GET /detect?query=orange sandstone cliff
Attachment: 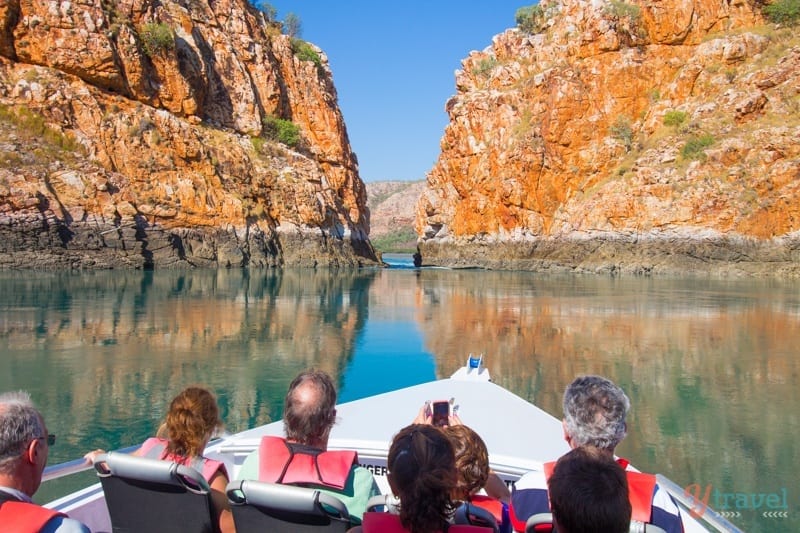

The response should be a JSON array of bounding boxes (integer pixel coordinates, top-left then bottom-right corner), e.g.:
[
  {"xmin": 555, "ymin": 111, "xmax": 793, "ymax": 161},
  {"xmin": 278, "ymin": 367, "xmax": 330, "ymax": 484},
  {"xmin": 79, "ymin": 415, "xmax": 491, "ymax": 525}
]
[
  {"xmin": 417, "ymin": 0, "xmax": 800, "ymax": 276},
  {"xmin": 0, "ymin": 0, "xmax": 377, "ymax": 268}
]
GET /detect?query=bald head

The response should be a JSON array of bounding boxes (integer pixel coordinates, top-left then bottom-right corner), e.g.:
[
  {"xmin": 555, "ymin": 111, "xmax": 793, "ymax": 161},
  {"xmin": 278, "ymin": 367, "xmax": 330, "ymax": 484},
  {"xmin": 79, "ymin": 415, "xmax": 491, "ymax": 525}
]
[{"xmin": 283, "ymin": 370, "xmax": 337, "ymax": 447}]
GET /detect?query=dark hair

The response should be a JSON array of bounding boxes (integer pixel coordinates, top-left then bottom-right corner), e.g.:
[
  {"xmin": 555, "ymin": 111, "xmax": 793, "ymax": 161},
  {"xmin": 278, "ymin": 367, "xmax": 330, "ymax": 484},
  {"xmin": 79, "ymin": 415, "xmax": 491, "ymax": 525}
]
[
  {"xmin": 388, "ymin": 424, "xmax": 457, "ymax": 533},
  {"xmin": 283, "ymin": 369, "xmax": 337, "ymax": 445},
  {"xmin": 548, "ymin": 447, "xmax": 631, "ymax": 533},
  {"xmin": 443, "ymin": 424, "xmax": 489, "ymax": 500},
  {"xmin": 158, "ymin": 386, "xmax": 223, "ymax": 459}
]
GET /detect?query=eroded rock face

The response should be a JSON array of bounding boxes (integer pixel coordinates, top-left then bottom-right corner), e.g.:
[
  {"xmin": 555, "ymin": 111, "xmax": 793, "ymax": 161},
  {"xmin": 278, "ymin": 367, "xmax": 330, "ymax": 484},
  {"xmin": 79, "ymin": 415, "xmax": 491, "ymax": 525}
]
[
  {"xmin": 0, "ymin": 0, "xmax": 377, "ymax": 268},
  {"xmin": 417, "ymin": 0, "xmax": 800, "ymax": 276}
]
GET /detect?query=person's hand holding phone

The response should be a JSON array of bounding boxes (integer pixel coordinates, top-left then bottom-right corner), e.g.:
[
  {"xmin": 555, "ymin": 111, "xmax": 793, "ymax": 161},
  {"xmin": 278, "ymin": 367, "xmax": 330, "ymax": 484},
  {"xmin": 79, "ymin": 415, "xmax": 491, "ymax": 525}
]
[
  {"xmin": 413, "ymin": 399, "xmax": 461, "ymax": 426},
  {"xmin": 413, "ymin": 401, "xmax": 433, "ymax": 424}
]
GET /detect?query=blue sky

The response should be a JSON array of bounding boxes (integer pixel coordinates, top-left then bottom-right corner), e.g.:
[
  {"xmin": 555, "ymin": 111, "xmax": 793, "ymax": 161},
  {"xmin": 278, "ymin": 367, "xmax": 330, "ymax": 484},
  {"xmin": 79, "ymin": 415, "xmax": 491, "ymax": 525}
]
[{"xmin": 265, "ymin": 1, "xmax": 528, "ymax": 182}]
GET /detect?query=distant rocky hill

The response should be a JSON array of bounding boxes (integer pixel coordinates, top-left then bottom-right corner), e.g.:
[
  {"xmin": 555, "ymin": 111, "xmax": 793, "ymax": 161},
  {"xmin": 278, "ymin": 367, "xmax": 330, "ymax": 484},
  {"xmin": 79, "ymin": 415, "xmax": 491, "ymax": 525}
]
[
  {"xmin": 0, "ymin": 0, "xmax": 377, "ymax": 268},
  {"xmin": 417, "ymin": 0, "xmax": 800, "ymax": 276},
  {"xmin": 366, "ymin": 180, "xmax": 425, "ymax": 253}
]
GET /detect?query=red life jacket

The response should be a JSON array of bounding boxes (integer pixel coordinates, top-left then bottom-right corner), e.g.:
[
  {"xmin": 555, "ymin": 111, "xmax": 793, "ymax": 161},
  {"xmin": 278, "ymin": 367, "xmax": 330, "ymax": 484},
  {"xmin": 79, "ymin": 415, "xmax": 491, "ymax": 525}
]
[
  {"xmin": 139, "ymin": 437, "xmax": 227, "ymax": 482},
  {"xmin": 0, "ymin": 495, "xmax": 66, "ymax": 533},
  {"xmin": 257, "ymin": 436, "xmax": 357, "ymax": 490},
  {"xmin": 543, "ymin": 458, "xmax": 657, "ymax": 523},
  {"xmin": 361, "ymin": 512, "xmax": 495, "ymax": 532},
  {"xmin": 469, "ymin": 494, "xmax": 505, "ymax": 525}
]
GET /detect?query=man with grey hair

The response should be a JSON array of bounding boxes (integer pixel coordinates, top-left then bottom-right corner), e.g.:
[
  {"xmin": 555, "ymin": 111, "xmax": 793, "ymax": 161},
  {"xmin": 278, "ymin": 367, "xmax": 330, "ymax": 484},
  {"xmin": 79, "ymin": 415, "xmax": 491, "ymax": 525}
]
[
  {"xmin": 509, "ymin": 375, "xmax": 684, "ymax": 533},
  {"xmin": 0, "ymin": 391, "xmax": 89, "ymax": 532}
]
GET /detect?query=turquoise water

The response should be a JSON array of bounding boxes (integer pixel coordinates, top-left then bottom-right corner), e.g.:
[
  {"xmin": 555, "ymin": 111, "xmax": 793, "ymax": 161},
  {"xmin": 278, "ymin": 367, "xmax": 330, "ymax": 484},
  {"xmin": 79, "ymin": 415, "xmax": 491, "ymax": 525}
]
[{"xmin": 1, "ymin": 262, "xmax": 797, "ymax": 532}]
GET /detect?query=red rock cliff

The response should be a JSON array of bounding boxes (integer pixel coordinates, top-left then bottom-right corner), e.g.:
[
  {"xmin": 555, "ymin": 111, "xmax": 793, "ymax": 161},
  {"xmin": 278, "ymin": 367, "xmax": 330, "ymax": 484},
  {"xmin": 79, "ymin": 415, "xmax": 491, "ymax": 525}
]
[
  {"xmin": 417, "ymin": 0, "xmax": 800, "ymax": 276},
  {"xmin": 0, "ymin": 0, "xmax": 377, "ymax": 268}
]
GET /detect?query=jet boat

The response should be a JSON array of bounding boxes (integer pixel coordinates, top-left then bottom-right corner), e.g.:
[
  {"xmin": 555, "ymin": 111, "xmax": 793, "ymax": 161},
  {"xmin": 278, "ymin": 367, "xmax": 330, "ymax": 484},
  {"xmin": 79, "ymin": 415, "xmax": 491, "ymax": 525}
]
[{"xmin": 41, "ymin": 356, "xmax": 740, "ymax": 532}]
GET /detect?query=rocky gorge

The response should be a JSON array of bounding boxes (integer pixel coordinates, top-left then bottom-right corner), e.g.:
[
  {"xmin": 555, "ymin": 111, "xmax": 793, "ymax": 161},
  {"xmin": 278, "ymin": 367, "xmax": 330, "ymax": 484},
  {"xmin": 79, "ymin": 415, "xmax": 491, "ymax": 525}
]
[
  {"xmin": 2, "ymin": 0, "xmax": 799, "ymax": 275},
  {"xmin": 416, "ymin": 0, "xmax": 800, "ymax": 276},
  {"xmin": 0, "ymin": 0, "xmax": 377, "ymax": 268}
]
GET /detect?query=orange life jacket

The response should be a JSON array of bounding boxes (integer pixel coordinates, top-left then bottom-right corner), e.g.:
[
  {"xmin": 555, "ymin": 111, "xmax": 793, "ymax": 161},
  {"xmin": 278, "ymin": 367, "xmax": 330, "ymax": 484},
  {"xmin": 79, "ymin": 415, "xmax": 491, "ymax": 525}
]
[
  {"xmin": 257, "ymin": 435, "xmax": 357, "ymax": 490},
  {"xmin": 543, "ymin": 458, "xmax": 657, "ymax": 523},
  {"xmin": 0, "ymin": 494, "xmax": 66, "ymax": 533}
]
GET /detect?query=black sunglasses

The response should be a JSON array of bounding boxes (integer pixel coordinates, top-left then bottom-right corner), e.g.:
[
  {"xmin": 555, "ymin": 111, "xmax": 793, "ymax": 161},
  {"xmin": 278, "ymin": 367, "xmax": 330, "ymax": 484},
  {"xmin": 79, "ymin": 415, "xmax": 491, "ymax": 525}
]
[{"xmin": 38, "ymin": 434, "xmax": 56, "ymax": 446}]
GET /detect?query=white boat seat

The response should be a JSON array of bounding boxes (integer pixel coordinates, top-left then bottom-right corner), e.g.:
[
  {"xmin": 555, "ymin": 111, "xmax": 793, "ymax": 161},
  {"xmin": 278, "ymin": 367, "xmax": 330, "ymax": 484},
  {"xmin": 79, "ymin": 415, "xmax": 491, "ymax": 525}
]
[
  {"xmin": 454, "ymin": 501, "xmax": 500, "ymax": 533},
  {"xmin": 226, "ymin": 479, "xmax": 350, "ymax": 532},
  {"xmin": 93, "ymin": 451, "xmax": 215, "ymax": 533},
  {"xmin": 525, "ymin": 513, "xmax": 669, "ymax": 533}
]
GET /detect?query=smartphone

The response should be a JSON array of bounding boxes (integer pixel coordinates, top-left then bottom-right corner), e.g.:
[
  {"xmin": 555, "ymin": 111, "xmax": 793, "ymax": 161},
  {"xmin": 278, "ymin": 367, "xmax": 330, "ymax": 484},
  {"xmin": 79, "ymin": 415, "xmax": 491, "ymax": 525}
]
[{"xmin": 431, "ymin": 400, "xmax": 450, "ymax": 427}]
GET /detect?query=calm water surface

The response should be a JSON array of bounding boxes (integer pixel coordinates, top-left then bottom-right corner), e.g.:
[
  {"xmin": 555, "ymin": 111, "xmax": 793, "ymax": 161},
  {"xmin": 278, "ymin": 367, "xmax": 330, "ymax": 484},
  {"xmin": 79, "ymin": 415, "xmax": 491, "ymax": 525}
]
[{"xmin": 1, "ymin": 260, "xmax": 797, "ymax": 532}]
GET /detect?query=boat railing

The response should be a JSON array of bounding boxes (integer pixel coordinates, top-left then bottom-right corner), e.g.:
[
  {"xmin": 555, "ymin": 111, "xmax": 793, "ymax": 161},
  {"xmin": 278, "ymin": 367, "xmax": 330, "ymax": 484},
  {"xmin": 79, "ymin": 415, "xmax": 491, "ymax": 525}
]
[
  {"xmin": 656, "ymin": 474, "xmax": 745, "ymax": 533},
  {"xmin": 42, "ymin": 445, "xmax": 140, "ymax": 483}
]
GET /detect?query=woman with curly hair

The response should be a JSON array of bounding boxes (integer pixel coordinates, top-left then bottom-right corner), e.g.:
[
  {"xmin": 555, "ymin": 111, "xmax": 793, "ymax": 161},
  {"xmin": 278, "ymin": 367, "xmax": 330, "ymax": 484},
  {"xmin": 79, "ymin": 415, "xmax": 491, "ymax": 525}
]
[
  {"xmin": 87, "ymin": 386, "xmax": 233, "ymax": 533},
  {"xmin": 444, "ymin": 424, "xmax": 511, "ymax": 533}
]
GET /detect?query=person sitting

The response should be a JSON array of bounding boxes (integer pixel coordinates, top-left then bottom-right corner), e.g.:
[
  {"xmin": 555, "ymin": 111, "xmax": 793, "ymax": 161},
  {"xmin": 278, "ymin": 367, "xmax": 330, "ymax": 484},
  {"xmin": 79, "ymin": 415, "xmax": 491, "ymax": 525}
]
[
  {"xmin": 547, "ymin": 446, "xmax": 631, "ymax": 533},
  {"xmin": 353, "ymin": 423, "xmax": 491, "ymax": 533},
  {"xmin": 86, "ymin": 386, "xmax": 233, "ymax": 533},
  {"xmin": 238, "ymin": 369, "xmax": 380, "ymax": 525},
  {"xmin": 510, "ymin": 375, "xmax": 683, "ymax": 533},
  {"xmin": 443, "ymin": 424, "xmax": 512, "ymax": 533},
  {"xmin": 0, "ymin": 390, "xmax": 90, "ymax": 533}
]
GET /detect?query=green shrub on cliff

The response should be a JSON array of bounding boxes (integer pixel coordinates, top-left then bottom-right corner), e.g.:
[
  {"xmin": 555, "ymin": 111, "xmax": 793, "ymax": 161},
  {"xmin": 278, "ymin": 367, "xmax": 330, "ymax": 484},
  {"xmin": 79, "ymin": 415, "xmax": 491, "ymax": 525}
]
[
  {"xmin": 604, "ymin": 1, "xmax": 646, "ymax": 43},
  {"xmin": 610, "ymin": 116, "xmax": 634, "ymax": 152},
  {"xmin": 473, "ymin": 56, "xmax": 498, "ymax": 77},
  {"xmin": 291, "ymin": 38, "xmax": 322, "ymax": 68},
  {"xmin": 140, "ymin": 22, "xmax": 174, "ymax": 57},
  {"xmin": 605, "ymin": 0, "xmax": 642, "ymax": 22},
  {"xmin": 681, "ymin": 134, "xmax": 715, "ymax": 161},
  {"xmin": 763, "ymin": 0, "xmax": 800, "ymax": 25},
  {"xmin": 262, "ymin": 115, "xmax": 301, "ymax": 147},
  {"xmin": 0, "ymin": 105, "xmax": 82, "ymax": 155},
  {"xmin": 516, "ymin": 5, "xmax": 546, "ymax": 34},
  {"xmin": 664, "ymin": 110, "xmax": 688, "ymax": 128}
]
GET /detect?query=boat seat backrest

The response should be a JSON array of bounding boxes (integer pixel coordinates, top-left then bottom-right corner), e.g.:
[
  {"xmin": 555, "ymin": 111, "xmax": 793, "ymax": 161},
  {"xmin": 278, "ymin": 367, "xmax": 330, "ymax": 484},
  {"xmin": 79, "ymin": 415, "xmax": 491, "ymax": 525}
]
[
  {"xmin": 94, "ymin": 452, "xmax": 215, "ymax": 533},
  {"xmin": 525, "ymin": 513, "xmax": 669, "ymax": 533},
  {"xmin": 226, "ymin": 479, "xmax": 350, "ymax": 533},
  {"xmin": 366, "ymin": 493, "xmax": 402, "ymax": 513},
  {"xmin": 454, "ymin": 501, "xmax": 500, "ymax": 533},
  {"xmin": 631, "ymin": 521, "xmax": 668, "ymax": 533},
  {"xmin": 525, "ymin": 512, "xmax": 554, "ymax": 533}
]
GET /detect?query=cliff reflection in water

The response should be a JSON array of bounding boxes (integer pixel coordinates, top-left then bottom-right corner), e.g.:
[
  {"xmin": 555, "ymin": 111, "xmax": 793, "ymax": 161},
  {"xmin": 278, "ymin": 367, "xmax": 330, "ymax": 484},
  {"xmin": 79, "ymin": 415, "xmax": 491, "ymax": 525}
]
[
  {"xmin": 413, "ymin": 270, "xmax": 798, "ymax": 533},
  {"xmin": 1, "ymin": 268, "xmax": 797, "ymax": 533},
  {"xmin": 0, "ymin": 269, "xmax": 377, "ymax": 452}
]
